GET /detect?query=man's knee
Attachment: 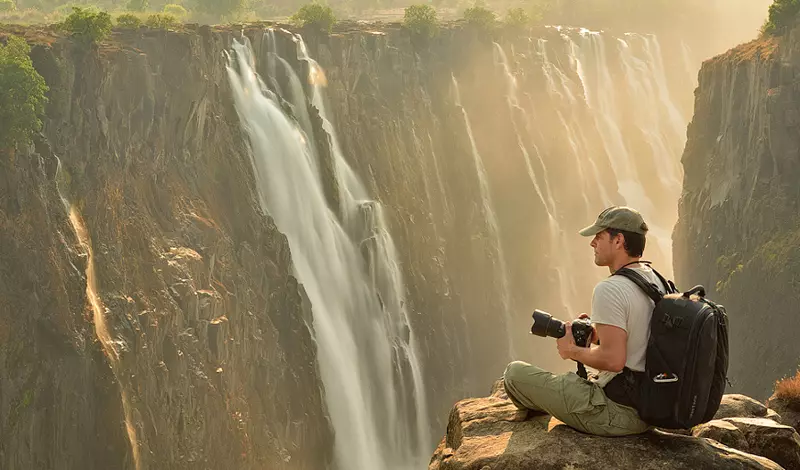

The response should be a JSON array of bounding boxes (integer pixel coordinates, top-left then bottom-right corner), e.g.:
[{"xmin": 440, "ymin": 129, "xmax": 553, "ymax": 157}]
[{"xmin": 503, "ymin": 360, "xmax": 530, "ymax": 385}]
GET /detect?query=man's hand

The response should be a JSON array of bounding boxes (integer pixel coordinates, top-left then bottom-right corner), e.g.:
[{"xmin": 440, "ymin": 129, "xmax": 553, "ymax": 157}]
[
  {"xmin": 557, "ymin": 322, "xmax": 577, "ymax": 360},
  {"xmin": 578, "ymin": 313, "xmax": 599, "ymax": 345}
]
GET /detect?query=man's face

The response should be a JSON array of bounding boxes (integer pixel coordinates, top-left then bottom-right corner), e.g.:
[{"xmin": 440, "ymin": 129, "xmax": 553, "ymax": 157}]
[{"xmin": 590, "ymin": 230, "xmax": 620, "ymax": 266}]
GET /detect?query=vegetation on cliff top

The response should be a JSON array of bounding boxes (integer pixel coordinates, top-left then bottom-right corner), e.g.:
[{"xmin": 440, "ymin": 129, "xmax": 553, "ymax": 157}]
[
  {"xmin": 763, "ymin": 0, "xmax": 800, "ymax": 35},
  {"xmin": 775, "ymin": 370, "xmax": 800, "ymax": 409},
  {"xmin": 61, "ymin": 6, "xmax": 112, "ymax": 42},
  {"xmin": 290, "ymin": 2, "xmax": 336, "ymax": 32},
  {"xmin": 0, "ymin": 34, "xmax": 48, "ymax": 151},
  {"xmin": 403, "ymin": 4, "xmax": 438, "ymax": 38}
]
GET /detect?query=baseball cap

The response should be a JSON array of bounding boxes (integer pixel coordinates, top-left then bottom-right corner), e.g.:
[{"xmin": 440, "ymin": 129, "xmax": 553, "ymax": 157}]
[{"xmin": 579, "ymin": 206, "xmax": 649, "ymax": 236}]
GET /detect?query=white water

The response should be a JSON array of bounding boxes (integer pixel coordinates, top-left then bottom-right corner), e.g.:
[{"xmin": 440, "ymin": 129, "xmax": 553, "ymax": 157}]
[
  {"xmin": 493, "ymin": 42, "xmax": 579, "ymax": 317},
  {"xmin": 561, "ymin": 30, "xmax": 685, "ymax": 271},
  {"xmin": 227, "ymin": 38, "xmax": 429, "ymax": 470},
  {"xmin": 451, "ymin": 74, "xmax": 517, "ymax": 358}
]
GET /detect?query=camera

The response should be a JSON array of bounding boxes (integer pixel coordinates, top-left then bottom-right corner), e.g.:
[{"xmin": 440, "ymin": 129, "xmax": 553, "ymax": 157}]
[{"xmin": 530, "ymin": 309, "xmax": 594, "ymax": 347}]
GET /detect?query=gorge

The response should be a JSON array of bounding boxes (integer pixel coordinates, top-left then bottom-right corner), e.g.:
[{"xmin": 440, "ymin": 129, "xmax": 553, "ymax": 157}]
[{"xmin": 1, "ymin": 3, "xmax": 798, "ymax": 468}]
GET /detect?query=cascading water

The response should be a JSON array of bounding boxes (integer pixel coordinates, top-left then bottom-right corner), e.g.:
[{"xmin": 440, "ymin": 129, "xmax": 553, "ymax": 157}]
[
  {"xmin": 492, "ymin": 42, "xmax": 578, "ymax": 316},
  {"xmin": 55, "ymin": 157, "xmax": 142, "ymax": 470},
  {"xmin": 560, "ymin": 29, "xmax": 686, "ymax": 272},
  {"xmin": 226, "ymin": 37, "xmax": 430, "ymax": 470},
  {"xmin": 451, "ymin": 74, "xmax": 517, "ymax": 358}
]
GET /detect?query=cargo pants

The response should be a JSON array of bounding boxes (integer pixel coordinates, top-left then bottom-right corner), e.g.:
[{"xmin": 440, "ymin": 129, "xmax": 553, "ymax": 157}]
[{"xmin": 503, "ymin": 361, "xmax": 649, "ymax": 437}]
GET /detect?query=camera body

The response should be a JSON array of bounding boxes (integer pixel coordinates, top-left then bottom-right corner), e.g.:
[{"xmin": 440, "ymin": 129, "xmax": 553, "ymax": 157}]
[{"xmin": 530, "ymin": 309, "xmax": 594, "ymax": 347}]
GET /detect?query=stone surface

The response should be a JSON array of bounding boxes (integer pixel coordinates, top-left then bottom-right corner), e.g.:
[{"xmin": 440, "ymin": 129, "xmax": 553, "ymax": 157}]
[
  {"xmin": 723, "ymin": 417, "xmax": 800, "ymax": 470},
  {"xmin": 694, "ymin": 420, "xmax": 751, "ymax": 452},
  {"xmin": 768, "ymin": 394, "xmax": 800, "ymax": 432},
  {"xmin": 429, "ymin": 393, "xmax": 782, "ymax": 470},
  {"xmin": 715, "ymin": 394, "xmax": 771, "ymax": 420}
]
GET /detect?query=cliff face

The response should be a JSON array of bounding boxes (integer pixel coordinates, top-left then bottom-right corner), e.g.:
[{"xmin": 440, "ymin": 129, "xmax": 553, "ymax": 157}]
[
  {"xmin": 675, "ymin": 27, "xmax": 800, "ymax": 400},
  {"xmin": 0, "ymin": 19, "xmax": 698, "ymax": 468},
  {"xmin": 0, "ymin": 27, "xmax": 332, "ymax": 470}
]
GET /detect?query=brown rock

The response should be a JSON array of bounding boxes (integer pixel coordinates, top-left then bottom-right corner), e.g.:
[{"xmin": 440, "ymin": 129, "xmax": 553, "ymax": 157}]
[
  {"xmin": 429, "ymin": 394, "xmax": 782, "ymax": 470},
  {"xmin": 693, "ymin": 420, "xmax": 750, "ymax": 452},
  {"xmin": 723, "ymin": 417, "xmax": 800, "ymax": 470},
  {"xmin": 715, "ymin": 394, "xmax": 770, "ymax": 420},
  {"xmin": 767, "ymin": 394, "xmax": 800, "ymax": 432}
]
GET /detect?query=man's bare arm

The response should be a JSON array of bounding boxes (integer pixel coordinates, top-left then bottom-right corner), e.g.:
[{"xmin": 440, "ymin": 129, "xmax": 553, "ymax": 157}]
[{"xmin": 565, "ymin": 323, "xmax": 627, "ymax": 372}]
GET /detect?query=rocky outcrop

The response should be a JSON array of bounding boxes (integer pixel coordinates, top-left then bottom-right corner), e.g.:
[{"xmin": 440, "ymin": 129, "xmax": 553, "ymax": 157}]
[
  {"xmin": 674, "ymin": 20, "xmax": 800, "ymax": 400},
  {"xmin": 723, "ymin": 418, "xmax": 800, "ymax": 469},
  {"xmin": 716, "ymin": 394, "xmax": 776, "ymax": 420},
  {"xmin": 429, "ymin": 389, "xmax": 784, "ymax": 470},
  {"xmin": 768, "ymin": 394, "xmax": 800, "ymax": 432}
]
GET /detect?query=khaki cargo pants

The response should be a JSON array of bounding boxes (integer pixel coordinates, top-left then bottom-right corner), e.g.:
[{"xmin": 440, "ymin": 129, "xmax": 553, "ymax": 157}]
[{"xmin": 503, "ymin": 361, "xmax": 649, "ymax": 437}]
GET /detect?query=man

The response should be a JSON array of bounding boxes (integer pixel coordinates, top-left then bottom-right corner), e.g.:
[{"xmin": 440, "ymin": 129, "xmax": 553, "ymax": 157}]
[{"xmin": 503, "ymin": 206, "xmax": 666, "ymax": 437}]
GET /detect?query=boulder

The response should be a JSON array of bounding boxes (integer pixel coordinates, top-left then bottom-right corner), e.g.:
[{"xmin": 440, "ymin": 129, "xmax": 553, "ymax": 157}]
[
  {"xmin": 693, "ymin": 420, "xmax": 750, "ymax": 452},
  {"xmin": 715, "ymin": 394, "xmax": 770, "ymax": 420},
  {"xmin": 429, "ymin": 393, "xmax": 782, "ymax": 470},
  {"xmin": 721, "ymin": 417, "xmax": 800, "ymax": 470},
  {"xmin": 767, "ymin": 394, "xmax": 800, "ymax": 432}
]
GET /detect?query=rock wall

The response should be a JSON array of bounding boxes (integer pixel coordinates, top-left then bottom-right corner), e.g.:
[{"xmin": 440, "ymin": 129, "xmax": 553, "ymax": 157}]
[
  {"xmin": 0, "ymin": 26, "xmax": 332, "ymax": 470},
  {"xmin": 675, "ymin": 24, "xmax": 800, "ymax": 400}
]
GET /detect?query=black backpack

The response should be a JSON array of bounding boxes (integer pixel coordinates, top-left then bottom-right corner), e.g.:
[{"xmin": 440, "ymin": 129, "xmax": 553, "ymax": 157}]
[{"xmin": 603, "ymin": 265, "xmax": 730, "ymax": 430}]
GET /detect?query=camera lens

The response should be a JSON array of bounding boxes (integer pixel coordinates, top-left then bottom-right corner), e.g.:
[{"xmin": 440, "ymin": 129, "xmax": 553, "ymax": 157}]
[{"xmin": 531, "ymin": 309, "xmax": 566, "ymax": 338}]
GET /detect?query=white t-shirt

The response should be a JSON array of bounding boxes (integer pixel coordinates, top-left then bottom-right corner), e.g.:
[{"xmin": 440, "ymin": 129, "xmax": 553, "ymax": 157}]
[{"xmin": 590, "ymin": 265, "xmax": 665, "ymax": 387}]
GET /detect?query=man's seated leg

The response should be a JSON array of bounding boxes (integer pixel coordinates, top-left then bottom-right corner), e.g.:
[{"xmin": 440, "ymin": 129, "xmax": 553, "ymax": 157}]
[{"xmin": 503, "ymin": 361, "xmax": 648, "ymax": 437}]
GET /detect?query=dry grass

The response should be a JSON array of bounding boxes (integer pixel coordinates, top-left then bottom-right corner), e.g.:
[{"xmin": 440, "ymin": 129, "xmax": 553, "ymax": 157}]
[{"xmin": 775, "ymin": 370, "xmax": 800, "ymax": 409}]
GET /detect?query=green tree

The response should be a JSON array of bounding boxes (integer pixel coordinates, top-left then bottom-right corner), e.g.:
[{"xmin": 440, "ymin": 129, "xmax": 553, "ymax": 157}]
[
  {"xmin": 763, "ymin": 0, "xmax": 800, "ymax": 35},
  {"xmin": 62, "ymin": 7, "xmax": 113, "ymax": 43},
  {"xmin": 463, "ymin": 2, "xmax": 496, "ymax": 31},
  {"xmin": 505, "ymin": 7, "xmax": 531, "ymax": 28},
  {"xmin": 116, "ymin": 13, "xmax": 143, "ymax": 28},
  {"xmin": 163, "ymin": 4, "xmax": 188, "ymax": 19},
  {"xmin": 145, "ymin": 12, "xmax": 179, "ymax": 28},
  {"xmin": 403, "ymin": 4, "xmax": 439, "ymax": 38},
  {"xmin": 290, "ymin": 3, "xmax": 336, "ymax": 32},
  {"xmin": 0, "ymin": 35, "xmax": 49, "ymax": 152}
]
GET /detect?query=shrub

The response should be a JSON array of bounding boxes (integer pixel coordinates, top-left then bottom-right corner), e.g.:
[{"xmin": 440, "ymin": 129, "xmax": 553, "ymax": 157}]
[
  {"xmin": 763, "ymin": 0, "xmax": 800, "ymax": 35},
  {"xmin": 463, "ymin": 3, "xmax": 496, "ymax": 31},
  {"xmin": 505, "ymin": 7, "xmax": 531, "ymax": 28},
  {"xmin": 163, "ymin": 4, "xmax": 188, "ymax": 19},
  {"xmin": 0, "ymin": 35, "xmax": 49, "ymax": 151},
  {"xmin": 0, "ymin": 0, "xmax": 16, "ymax": 13},
  {"xmin": 775, "ymin": 370, "xmax": 800, "ymax": 409},
  {"xmin": 145, "ymin": 13, "xmax": 179, "ymax": 29},
  {"xmin": 290, "ymin": 3, "xmax": 336, "ymax": 32},
  {"xmin": 116, "ymin": 13, "xmax": 143, "ymax": 29},
  {"xmin": 62, "ymin": 7, "xmax": 113, "ymax": 43},
  {"xmin": 125, "ymin": 0, "xmax": 148, "ymax": 12},
  {"xmin": 403, "ymin": 4, "xmax": 439, "ymax": 38}
]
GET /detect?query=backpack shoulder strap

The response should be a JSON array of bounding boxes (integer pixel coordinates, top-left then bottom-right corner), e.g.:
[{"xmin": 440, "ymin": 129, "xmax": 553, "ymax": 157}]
[
  {"xmin": 613, "ymin": 267, "xmax": 664, "ymax": 304},
  {"xmin": 651, "ymin": 268, "xmax": 679, "ymax": 295}
]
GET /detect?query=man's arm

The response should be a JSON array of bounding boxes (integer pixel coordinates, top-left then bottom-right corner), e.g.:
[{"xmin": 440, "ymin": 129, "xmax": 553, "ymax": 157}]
[{"xmin": 557, "ymin": 322, "xmax": 627, "ymax": 372}]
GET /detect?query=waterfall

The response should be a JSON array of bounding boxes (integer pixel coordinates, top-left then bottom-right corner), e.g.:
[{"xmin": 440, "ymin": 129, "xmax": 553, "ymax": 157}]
[
  {"xmin": 558, "ymin": 29, "xmax": 685, "ymax": 274},
  {"xmin": 492, "ymin": 42, "xmax": 579, "ymax": 316},
  {"xmin": 451, "ymin": 74, "xmax": 517, "ymax": 358},
  {"xmin": 226, "ymin": 38, "xmax": 430, "ymax": 470},
  {"xmin": 56, "ymin": 157, "xmax": 142, "ymax": 470}
]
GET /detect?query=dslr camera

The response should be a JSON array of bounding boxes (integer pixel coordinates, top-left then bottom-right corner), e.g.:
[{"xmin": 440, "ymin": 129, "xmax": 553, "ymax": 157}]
[{"xmin": 530, "ymin": 309, "xmax": 594, "ymax": 347}]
